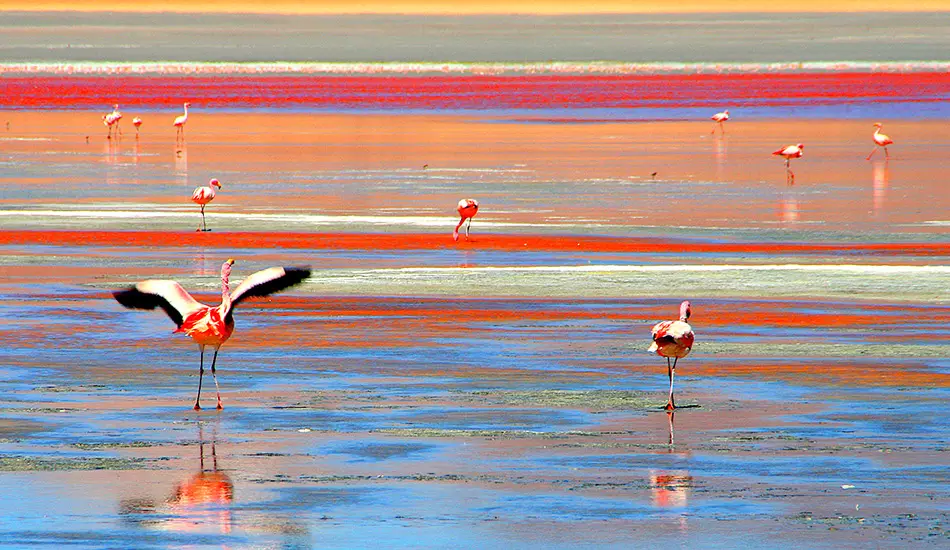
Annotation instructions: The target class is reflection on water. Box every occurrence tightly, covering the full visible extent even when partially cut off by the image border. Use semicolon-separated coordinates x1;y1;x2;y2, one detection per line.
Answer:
781;181;800;224
650;411;691;531
119;423;233;535
713;134;726;181
175;144;188;188
872;160;889;216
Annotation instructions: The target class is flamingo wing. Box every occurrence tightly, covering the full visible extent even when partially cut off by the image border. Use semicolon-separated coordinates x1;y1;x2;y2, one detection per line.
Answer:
227;266;311;313
113;280;204;328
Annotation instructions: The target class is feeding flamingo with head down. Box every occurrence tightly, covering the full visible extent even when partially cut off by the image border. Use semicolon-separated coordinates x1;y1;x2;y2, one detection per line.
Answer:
133;116;143;135
454;199;479;242
711;110;729;134
113;259;311;410
192;178;222;232
867;122;893;160
648;301;695;411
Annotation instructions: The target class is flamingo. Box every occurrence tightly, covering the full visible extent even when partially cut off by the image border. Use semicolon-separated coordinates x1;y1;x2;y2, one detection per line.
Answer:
174;102;191;144
113;259;311;410
102;113;117;139
454;198;479;242
110;104;123;136
192;178;222;232
867;122;893;160
648;301;695;411
133;116;143;135
773;143;803;182
711;109;729;134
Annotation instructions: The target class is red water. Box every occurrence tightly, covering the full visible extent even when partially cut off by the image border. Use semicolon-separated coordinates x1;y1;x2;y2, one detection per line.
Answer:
3;72;949;111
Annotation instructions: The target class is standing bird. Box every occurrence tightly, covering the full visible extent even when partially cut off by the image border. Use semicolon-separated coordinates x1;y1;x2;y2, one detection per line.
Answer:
711;109;729;134
454;198;479;242
648;301;695;411
773;143;803;182
110;104;123;137
867;122;893;160
174;102;191;145
133;116;143;136
192;178;222;232
112;259;311;410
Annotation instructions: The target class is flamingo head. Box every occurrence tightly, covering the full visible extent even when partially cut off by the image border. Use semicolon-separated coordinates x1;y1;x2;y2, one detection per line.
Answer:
113;104;119;110
679;300;692;322
184;102;191;107
724;110;729;115
210;178;222;188
221;258;234;277
873;122;883;128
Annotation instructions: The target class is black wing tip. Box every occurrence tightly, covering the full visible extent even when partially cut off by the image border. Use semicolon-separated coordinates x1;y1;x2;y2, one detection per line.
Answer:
112;286;141;307
283;267;312;284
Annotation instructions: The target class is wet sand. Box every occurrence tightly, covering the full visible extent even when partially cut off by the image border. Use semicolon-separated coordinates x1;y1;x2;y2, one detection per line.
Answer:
1;108;949;547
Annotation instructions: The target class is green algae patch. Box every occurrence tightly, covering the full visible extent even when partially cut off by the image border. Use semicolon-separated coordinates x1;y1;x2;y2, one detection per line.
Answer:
71;441;157;450
0;455;156;471
462;389;679;411
372;428;600;439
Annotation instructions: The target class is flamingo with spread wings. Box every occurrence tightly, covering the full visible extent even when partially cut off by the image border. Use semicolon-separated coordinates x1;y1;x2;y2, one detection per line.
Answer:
113;259;311;410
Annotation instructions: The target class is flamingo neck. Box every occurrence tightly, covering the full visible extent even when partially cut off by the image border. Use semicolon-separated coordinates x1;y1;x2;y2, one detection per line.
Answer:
220;268;231;307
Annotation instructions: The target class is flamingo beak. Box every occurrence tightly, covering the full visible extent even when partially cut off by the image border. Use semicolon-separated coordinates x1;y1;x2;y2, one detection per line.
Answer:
226;258;235;266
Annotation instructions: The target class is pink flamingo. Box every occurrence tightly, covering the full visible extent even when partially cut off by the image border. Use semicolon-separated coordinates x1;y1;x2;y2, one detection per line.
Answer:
648;301;695;411
174;102;191;145
867;122;893;160
773;143;803;182
192;178;222;232
110;104;123;137
454;198;479;242
113;259;311;410
133;116;143;135
102;105;122;139
711;109;729;134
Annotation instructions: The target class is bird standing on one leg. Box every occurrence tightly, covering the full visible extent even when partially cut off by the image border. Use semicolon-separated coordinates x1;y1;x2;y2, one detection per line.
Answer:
454;198;479;242
711;109;729;134
192;178;222;232
867;122;893;160
113;259;311;410
648;301;695;411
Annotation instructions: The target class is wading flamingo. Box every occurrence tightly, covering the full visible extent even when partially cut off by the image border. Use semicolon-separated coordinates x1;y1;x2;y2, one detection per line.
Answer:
174;102;191;145
648;301;694;411
773;143;803;182
867;122;893;160
113;259;311;410
192;178;222;232
711;110;729;134
110;104;123;137
133;116;143;135
454;198;479;242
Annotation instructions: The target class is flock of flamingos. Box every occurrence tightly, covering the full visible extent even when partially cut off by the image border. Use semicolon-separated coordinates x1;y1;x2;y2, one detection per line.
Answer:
103;103;895;412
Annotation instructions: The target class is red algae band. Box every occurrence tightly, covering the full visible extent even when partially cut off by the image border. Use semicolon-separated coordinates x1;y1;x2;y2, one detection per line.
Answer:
4;230;949;256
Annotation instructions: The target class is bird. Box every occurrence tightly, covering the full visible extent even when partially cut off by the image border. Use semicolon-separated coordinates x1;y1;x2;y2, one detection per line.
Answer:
174;102;191;144
102;107;122;139
109;104;123;137
454;199;479;242
867;122;893;160
112;259;311;410
133;116;143;135
648;301;695;411
773;143;803;182
191;178;222;232
711;109;729;134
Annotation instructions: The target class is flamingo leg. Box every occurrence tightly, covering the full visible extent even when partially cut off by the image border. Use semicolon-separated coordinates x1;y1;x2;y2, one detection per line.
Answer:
866;147;877;160
193;345;205;410
667;410;675;447
666;357;678;411
453;218;464;242
210;348;223;410
465;217;473;239
884;146;889;159
199;204;207;232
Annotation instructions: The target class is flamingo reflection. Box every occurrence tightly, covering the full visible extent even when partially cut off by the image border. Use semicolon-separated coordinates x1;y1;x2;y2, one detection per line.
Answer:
872;160;889;216
781;182;800;224
120;425;233;534
650;411;692;532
